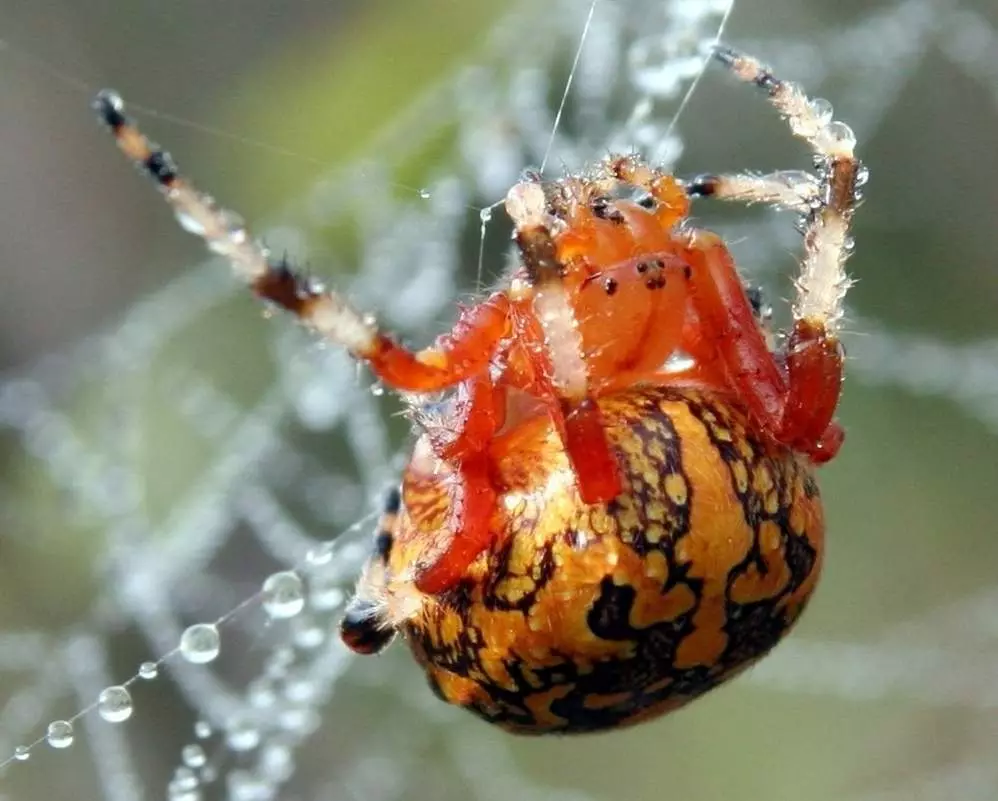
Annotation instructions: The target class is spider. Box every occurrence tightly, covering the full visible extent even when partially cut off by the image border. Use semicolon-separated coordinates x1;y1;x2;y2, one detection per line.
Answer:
94;45;863;734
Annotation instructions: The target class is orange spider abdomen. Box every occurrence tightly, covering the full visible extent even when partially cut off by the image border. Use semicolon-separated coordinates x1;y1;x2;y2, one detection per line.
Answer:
386;385;824;733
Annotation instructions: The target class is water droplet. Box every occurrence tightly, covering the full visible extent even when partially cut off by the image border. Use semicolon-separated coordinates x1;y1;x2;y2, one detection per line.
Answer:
822;121;856;152
283;677;317;703
175;210;206;236
225;719;261;752
168;767;202;801
193;720;213;739
854;165;870;187
307;576;344;611
180;623;221;664
418;188;431;199
479;207;493;224
259;744;294;783
291;617;326;649
181;743;207;768
305;542;334;566
227;769;273;801
172;767;199;792
138;661;159;680
97;685;133;722
261;571;305;619
46;720;74;749
248;679;276;710
809;97;833;126
370;382;385;397
278;706;320;735
14;745;30;761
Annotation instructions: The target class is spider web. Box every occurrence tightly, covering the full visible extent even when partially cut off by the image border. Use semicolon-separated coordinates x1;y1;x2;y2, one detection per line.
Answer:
1;0;998;799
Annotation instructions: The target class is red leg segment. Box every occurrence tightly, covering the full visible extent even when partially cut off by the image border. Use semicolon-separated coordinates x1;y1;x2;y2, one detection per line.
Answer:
364;293;511;392
414;374;502;594
779;319;845;461
683;232;787;427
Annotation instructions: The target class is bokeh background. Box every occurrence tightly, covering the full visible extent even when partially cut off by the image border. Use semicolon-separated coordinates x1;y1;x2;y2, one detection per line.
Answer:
1;1;997;800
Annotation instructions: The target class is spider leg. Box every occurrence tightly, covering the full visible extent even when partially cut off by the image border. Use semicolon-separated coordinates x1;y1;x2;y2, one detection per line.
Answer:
712;46;864;338
505;182;622;505
713;47;865;461
685;171;819;212
413;448;496;594
93;91;510;394
612;157;844;461
340;487;403;655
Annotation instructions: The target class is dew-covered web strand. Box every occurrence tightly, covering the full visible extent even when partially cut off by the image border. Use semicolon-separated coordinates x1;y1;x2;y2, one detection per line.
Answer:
0;509;377;772
658;0;736;147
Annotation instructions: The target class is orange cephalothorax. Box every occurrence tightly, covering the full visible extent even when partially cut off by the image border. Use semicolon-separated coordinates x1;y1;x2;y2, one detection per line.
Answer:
96;45;862;734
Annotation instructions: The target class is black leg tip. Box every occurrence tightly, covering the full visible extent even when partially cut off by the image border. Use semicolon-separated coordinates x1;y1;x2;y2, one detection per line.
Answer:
686;174;719;198
340;597;395;655
712;44;739;67
93;89;126;129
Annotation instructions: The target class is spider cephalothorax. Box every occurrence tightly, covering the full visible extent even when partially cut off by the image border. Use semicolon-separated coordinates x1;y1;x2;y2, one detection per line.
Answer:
95;45;863;733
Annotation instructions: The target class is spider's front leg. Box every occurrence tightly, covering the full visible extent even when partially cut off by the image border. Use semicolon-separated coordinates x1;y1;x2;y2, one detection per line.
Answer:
93;90;515;592
93;90;514;394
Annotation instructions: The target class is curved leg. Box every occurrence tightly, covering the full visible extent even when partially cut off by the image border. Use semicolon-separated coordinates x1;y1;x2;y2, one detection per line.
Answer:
93;91;512;395
415;372;502;594
414;450;496;594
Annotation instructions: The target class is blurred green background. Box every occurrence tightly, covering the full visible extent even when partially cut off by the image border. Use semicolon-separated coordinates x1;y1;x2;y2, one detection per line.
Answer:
1;1;997;800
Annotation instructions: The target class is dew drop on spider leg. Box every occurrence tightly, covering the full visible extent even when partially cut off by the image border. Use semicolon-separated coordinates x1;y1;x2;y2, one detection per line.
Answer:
46;720;75;749
180;623;221;664
261;571;305;619
207;210;249;255
418;188;432;199
821;121;857;153
809;97;833;126
14;745;30;761
138;661;159;680
97;685;134;722
174;209;206;236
